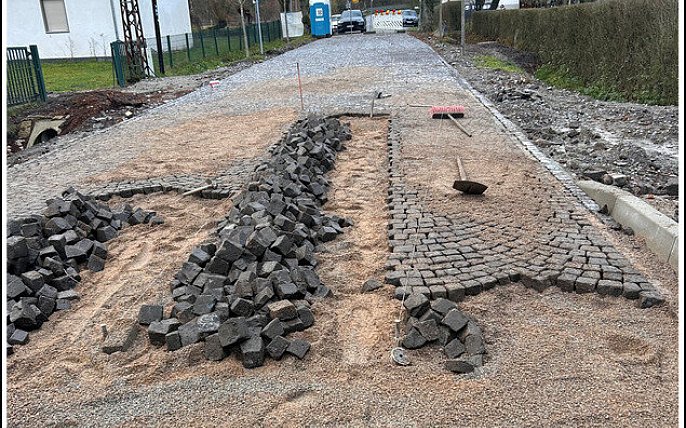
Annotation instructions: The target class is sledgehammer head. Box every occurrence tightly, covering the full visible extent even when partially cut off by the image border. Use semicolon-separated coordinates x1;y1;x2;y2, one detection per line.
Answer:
453;180;488;195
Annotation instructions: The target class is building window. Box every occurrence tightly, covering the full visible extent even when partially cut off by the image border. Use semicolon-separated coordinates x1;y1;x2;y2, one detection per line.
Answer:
40;0;70;33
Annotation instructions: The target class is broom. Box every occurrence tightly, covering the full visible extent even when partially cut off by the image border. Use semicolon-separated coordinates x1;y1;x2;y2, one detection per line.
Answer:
408;104;472;137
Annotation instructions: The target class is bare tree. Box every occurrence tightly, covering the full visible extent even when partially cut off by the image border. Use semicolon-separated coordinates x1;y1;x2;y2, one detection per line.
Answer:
206;0;250;57
235;0;251;57
89;37;98;57
276;0;290;43
101;33;108;56
65;37;76;59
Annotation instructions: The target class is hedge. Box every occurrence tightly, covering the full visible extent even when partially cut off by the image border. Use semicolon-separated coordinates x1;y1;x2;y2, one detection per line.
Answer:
434;1;464;34
469;0;678;105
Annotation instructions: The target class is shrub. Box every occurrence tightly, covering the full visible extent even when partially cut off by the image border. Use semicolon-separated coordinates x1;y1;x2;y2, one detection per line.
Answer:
469;0;678;105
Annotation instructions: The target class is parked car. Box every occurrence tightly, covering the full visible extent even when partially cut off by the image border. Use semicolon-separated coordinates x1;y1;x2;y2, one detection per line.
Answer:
338;9;366;33
402;9;418;27
331;14;341;33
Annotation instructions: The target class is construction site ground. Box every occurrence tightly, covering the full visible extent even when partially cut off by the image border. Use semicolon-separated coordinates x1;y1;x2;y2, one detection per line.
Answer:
5;34;679;427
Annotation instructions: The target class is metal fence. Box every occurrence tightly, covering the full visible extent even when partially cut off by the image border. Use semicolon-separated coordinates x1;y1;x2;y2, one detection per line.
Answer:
7;45;47;107
111;40;148;86
147;20;283;74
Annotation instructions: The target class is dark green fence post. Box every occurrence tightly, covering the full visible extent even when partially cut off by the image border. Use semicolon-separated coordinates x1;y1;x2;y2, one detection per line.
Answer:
253;24;258;44
110;41;126;87
227;29;231;51
29;45;47;101
213;28;219;55
185;33;191;61
266;22;271;42
166;35;174;69
200;30;206;57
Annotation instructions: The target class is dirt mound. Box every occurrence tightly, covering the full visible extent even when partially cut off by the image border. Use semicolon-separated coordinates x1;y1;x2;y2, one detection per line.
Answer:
6;89;188;158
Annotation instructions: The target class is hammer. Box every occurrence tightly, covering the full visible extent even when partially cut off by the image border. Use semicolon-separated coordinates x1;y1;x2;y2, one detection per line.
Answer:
453;156;488;195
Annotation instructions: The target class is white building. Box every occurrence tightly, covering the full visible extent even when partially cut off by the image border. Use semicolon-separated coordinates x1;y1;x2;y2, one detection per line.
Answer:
7;0;192;59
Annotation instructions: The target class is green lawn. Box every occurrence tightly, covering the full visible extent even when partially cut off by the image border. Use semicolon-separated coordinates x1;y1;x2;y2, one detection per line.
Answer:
39;28;309;91
474;55;524;74
154;32;312;77
534;64;667;105
42;60;115;92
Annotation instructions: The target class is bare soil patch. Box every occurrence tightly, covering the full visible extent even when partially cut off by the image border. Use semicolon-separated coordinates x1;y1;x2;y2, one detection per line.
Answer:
313;117;396;366
85;108;296;183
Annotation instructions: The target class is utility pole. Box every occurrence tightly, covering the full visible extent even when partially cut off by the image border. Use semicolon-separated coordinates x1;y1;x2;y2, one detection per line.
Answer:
283;0;290;43
438;0;444;37
151;0;165;74
461;0;465;47
109;0;120;40
255;0;264;55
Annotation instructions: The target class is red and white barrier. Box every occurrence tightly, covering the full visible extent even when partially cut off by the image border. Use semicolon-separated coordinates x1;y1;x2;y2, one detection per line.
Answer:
370;10;404;32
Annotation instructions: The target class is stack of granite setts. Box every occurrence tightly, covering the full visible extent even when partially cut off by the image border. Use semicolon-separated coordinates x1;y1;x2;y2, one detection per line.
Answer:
7;186;161;354
141;116;355;368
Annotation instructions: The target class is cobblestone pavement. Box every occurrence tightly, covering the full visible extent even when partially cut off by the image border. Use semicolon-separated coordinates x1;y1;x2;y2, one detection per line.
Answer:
87;157;265;201
386;116;663;308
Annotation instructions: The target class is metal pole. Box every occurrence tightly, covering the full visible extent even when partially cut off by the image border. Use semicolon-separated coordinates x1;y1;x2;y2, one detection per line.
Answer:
283;1;290;43
152;0;165;74
438;0;444;38
186;33;191;61
166;35;173;68
255;0;264;55
109;0;120;40
461;0;465;47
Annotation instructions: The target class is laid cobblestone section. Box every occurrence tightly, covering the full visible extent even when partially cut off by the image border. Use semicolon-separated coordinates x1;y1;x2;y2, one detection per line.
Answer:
6;187;162;355
138;116;353;368
87;158;265;201
385;119;664;308
384;117;664;370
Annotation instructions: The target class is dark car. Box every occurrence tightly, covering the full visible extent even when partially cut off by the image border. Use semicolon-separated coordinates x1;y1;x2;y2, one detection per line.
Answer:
338;9;366;33
402;9;418;27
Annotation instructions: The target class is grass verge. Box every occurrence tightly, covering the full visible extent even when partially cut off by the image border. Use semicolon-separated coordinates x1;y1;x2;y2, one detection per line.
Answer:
157;35;313;77
474;55;523;73
42;60;115;92
534;64;666;105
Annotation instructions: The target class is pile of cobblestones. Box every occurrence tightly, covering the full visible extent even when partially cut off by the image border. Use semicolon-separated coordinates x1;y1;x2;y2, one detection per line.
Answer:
6;187;161;354
139;116;353;368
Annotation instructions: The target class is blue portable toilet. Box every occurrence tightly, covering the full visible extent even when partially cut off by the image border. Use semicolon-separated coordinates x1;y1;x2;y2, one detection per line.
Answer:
310;2;331;37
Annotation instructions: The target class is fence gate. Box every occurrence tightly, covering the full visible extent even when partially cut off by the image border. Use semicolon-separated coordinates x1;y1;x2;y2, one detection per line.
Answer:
6;45;47;107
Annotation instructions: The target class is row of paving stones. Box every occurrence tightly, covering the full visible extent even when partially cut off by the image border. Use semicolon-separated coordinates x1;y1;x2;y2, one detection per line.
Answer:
136;116;354;368
383;117;664;373
6;187;162;355
86;159;264;201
